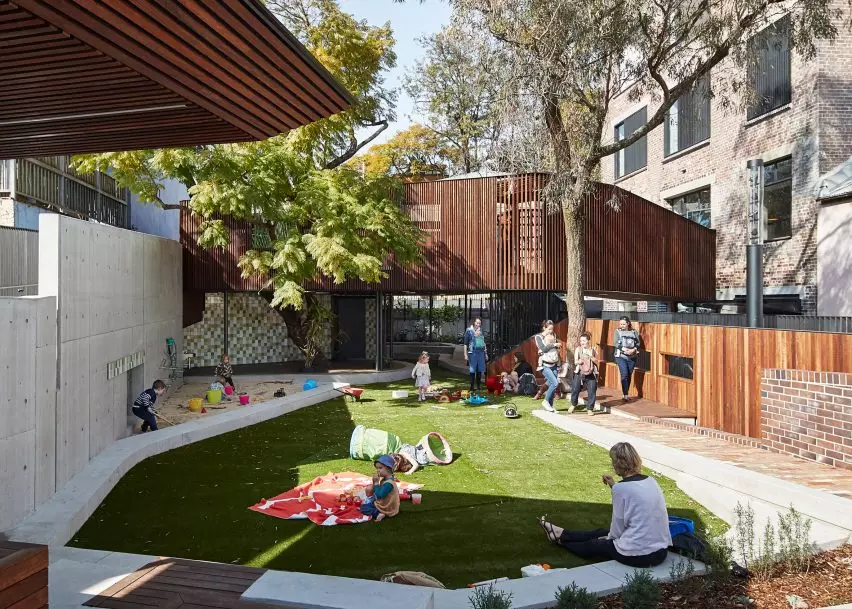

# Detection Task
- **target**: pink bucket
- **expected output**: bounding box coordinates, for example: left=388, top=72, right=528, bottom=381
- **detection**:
left=224, top=386, right=234, bottom=396
left=239, top=394, right=250, bottom=406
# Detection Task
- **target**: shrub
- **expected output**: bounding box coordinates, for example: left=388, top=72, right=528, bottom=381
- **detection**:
left=621, top=569, right=661, bottom=609
left=703, top=535, right=733, bottom=579
left=777, top=506, right=814, bottom=573
left=732, top=502, right=815, bottom=578
left=554, top=583, right=598, bottom=609
left=469, top=584, right=513, bottom=609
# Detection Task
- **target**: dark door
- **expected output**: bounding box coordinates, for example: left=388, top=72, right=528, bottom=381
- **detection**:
left=337, top=297, right=367, bottom=360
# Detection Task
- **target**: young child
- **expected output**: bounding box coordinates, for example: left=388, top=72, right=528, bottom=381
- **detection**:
left=411, top=351, right=431, bottom=401
left=216, top=354, right=235, bottom=389
left=132, top=380, right=166, bottom=433
left=537, top=332, right=558, bottom=371
left=360, top=455, right=400, bottom=522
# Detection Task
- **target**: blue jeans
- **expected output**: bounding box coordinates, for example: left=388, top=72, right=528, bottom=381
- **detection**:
left=571, top=374, right=598, bottom=410
left=615, top=357, right=637, bottom=397
left=132, top=406, right=158, bottom=432
left=541, top=365, right=559, bottom=405
left=359, top=496, right=380, bottom=519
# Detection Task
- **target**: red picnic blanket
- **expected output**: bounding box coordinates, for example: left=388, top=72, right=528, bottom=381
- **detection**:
left=248, top=472, right=423, bottom=526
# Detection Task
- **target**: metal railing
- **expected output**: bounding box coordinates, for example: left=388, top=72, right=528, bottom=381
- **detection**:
left=8, top=157, right=130, bottom=229
left=0, top=159, right=12, bottom=192
left=600, top=311, right=852, bottom=334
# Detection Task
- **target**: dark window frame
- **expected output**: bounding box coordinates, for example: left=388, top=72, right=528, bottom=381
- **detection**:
left=667, top=187, right=712, bottom=228
left=747, top=16, right=792, bottom=121
left=661, top=353, right=694, bottom=382
left=614, top=107, right=648, bottom=179
left=664, top=75, right=711, bottom=157
left=763, top=156, right=793, bottom=242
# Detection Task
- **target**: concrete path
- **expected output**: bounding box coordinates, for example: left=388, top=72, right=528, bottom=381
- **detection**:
left=578, top=412, right=852, bottom=499
left=534, top=410, right=852, bottom=553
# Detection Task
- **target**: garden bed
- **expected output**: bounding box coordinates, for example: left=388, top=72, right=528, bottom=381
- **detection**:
left=598, top=545, right=852, bottom=609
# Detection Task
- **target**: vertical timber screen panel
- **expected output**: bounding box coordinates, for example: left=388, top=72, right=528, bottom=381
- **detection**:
left=492, top=318, right=852, bottom=438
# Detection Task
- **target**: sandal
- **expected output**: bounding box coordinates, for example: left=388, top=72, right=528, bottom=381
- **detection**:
left=537, top=515, right=560, bottom=545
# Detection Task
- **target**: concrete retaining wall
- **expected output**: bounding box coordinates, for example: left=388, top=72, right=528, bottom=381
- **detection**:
left=0, top=296, right=57, bottom=531
left=38, top=214, right=182, bottom=488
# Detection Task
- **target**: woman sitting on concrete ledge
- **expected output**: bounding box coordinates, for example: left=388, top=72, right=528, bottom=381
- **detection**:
left=539, top=442, right=672, bottom=568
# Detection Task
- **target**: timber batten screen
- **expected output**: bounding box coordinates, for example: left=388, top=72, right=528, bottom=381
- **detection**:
left=0, top=0, right=352, bottom=158
left=181, top=175, right=717, bottom=302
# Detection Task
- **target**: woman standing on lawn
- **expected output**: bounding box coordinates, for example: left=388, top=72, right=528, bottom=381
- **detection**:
left=538, top=442, right=671, bottom=567
left=614, top=316, right=641, bottom=402
left=464, top=318, right=488, bottom=393
left=535, top=320, right=561, bottom=413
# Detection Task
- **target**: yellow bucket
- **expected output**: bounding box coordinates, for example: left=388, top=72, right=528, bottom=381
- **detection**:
left=188, top=398, right=203, bottom=412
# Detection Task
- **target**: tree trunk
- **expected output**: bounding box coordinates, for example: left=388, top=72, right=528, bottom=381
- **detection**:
left=560, top=171, right=589, bottom=367
left=277, top=303, right=330, bottom=371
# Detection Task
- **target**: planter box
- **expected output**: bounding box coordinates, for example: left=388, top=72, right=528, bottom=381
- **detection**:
left=0, top=541, right=48, bottom=609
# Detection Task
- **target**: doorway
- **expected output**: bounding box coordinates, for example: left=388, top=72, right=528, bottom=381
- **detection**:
left=336, top=297, right=367, bottom=360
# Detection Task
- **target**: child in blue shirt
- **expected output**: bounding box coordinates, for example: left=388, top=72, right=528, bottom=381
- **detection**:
left=132, top=380, right=166, bottom=432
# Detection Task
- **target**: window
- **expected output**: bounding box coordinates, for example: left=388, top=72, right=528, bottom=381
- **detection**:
left=668, top=187, right=711, bottom=228
left=665, top=75, right=711, bottom=156
left=763, top=157, right=792, bottom=241
left=663, top=354, right=694, bottom=380
left=747, top=16, right=791, bottom=120
left=614, top=107, right=647, bottom=179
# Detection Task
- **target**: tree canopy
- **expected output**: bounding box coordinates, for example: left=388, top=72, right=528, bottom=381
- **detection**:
left=354, top=124, right=449, bottom=178
left=73, top=0, right=423, bottom=365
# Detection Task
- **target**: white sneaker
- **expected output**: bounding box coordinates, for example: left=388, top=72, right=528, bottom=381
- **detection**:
left=542, top=400, right=555, bottom=412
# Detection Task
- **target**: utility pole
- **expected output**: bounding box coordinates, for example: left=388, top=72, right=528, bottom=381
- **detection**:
left=746, top=159, right=764, bottom=328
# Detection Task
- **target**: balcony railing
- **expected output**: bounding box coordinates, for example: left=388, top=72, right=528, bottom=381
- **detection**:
left=0, top=159, right=12, bottom=192
left=8, top=157, right=130, bottom=229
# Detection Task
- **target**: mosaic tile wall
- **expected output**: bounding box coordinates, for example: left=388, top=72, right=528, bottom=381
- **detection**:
left=183, top=293, right=225, bottom=367
left=183, top=292, right=336, bottom=366
left=365, top=298, right=377, bottom=360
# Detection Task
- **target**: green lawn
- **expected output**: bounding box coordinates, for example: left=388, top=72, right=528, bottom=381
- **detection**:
left=70, top=373, right=725, bottom=588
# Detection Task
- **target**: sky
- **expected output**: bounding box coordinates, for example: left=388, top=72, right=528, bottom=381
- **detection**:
left=339, top=0, right=452, bottom=147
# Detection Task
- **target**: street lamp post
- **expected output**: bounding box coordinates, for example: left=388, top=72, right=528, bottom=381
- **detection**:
left=746, top=159, right=764, bottom=328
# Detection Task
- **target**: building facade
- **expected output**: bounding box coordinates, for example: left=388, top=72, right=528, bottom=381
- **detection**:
left=601, top=10, right=852, bottom=315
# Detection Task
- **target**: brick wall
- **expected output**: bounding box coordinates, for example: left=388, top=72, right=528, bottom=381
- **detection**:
left=600, top=5, right=852, bottom=314
left=761, top=369, right=852, bottom=470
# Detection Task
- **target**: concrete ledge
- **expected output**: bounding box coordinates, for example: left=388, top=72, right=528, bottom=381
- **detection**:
left=242, top=553, right=705, bottom=609
left=4, top=366, right=412, bottom=547
left=533, top=411, right=852, bottom=549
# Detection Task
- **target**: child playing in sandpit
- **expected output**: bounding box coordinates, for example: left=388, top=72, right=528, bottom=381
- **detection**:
left=360, top=455, right=400, bottom=522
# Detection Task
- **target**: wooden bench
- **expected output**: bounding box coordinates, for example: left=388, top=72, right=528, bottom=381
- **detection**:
left=0, top=541, right=48, bottom=609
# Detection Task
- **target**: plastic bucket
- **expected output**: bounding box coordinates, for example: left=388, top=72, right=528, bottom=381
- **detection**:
left=206, top=390, right=222, bottom=404
left=224, top=386, right=234, bottom=396
left=188, top=398, right=203, bottom=412
left=239, top=394, right=250, bottom=406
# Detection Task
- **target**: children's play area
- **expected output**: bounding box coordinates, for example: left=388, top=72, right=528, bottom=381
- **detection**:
left=68, top=373, right=723, bottom=589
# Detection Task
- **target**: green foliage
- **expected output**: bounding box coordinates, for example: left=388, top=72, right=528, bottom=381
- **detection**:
left=732, top=503, right=814, bottom=580
left=621, top=569, right=661, bottom=609
left=777, top=506, right=814, bottom=573
left=703, top=535, right=734, bottom=581
left=554, top=583, right=598, bottom=609
left=469, top=584, right=513, bottom=609
left=355, top=124, right=448, bottom=178
left=71, top=0, right=423, bottom=356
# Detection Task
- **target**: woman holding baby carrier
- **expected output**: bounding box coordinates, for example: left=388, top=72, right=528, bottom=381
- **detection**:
left=570, top=332, right=600, bottom=414
left=614, top=316, right=641, bottom=402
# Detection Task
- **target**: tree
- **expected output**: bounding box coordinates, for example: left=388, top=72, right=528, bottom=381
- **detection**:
left=449, top=0, right=839, bottom=355
left=404, top=18, right=507, bottom=174
left=74, top=0, right=423, bottom=369
left=354, top=124, right=449, bottom=178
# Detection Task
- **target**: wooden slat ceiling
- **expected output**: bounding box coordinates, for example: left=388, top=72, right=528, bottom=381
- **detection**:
left=0, top=0, right=353, bottom=158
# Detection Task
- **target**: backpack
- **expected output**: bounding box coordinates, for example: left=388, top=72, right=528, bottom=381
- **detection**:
left=473, top=334, right=486, bottom=350
left=620, top=331, right=639, bottom=357
left=579, top=357, right=595, bottom=376
left=518, top=373, right=538, bottom=396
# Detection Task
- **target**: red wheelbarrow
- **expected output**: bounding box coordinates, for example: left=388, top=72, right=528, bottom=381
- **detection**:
left=335, top=387, right=364, bottom=402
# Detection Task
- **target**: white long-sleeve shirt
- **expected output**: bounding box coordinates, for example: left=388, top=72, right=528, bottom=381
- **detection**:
left=608, top=475, right=672, bottom=556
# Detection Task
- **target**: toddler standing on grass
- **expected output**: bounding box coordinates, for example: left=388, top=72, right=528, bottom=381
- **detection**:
left=411, top=351, right=431, bottom=401
left=360, top=455, right=400, bottom=522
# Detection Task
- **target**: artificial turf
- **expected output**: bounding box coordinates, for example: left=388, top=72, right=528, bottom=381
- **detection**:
left=70, top=373, right=726, bottom=588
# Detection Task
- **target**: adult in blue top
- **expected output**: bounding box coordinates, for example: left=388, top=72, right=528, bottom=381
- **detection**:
left=463, top=317, right=488, bottom=393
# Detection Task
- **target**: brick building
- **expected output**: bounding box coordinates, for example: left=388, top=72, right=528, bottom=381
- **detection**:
left=601, top=9, right=852, bottom=315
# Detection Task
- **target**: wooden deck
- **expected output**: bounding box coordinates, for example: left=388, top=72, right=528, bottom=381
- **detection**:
left=0, top=540, right=48, bottom=609
left=83, top=558, right=281, bottom=609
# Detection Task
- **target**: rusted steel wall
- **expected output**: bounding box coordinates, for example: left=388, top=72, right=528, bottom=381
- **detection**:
left=181, top=175, right=717, bottom=300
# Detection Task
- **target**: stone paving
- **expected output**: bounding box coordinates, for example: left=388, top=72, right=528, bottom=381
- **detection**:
left=580, top=411, right=852, bottom=499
